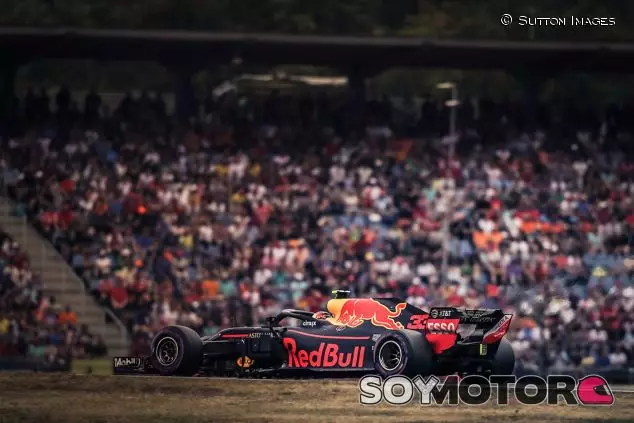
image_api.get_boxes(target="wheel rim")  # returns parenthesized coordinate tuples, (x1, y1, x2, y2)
(378, 340, 403, 372)
(156, 337, 179, 367)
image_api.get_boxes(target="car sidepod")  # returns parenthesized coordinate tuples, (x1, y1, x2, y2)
(281, 327, 375, 371)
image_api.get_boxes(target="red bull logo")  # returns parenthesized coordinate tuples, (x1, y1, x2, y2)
(334, 299, 407, 330)
(283, 338, 365, 368)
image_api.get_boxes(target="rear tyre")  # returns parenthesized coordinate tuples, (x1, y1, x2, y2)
(491, 338, 515, 375)
(373, 329, 433, 378)
(151, 325, 202, 376)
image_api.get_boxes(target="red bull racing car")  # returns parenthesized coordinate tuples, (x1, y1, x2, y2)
(113, 292, 515, 378)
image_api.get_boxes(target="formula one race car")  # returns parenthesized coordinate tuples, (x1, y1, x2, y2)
(113, 291, 515, 378)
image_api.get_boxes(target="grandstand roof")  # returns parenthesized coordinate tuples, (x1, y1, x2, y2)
(1, 27, 634, 74)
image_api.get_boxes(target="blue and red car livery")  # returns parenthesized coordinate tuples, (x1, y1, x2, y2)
(113, 293, 515, 378)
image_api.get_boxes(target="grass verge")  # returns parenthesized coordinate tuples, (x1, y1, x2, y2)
(71, 358, 112, 375)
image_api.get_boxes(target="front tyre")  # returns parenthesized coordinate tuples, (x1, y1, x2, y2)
(373, 329, 433, 378)
(491, 338, 515, 375)
(151, 325, 202, 376)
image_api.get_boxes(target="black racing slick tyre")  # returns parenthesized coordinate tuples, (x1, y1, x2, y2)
(491, 338, 515, 375)
(150, 325, 203, 376)
(373, 329, 433, 378)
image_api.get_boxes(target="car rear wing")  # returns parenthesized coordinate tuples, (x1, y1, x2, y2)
(427, 307, 513, 345)
(480, 314, 513, 344)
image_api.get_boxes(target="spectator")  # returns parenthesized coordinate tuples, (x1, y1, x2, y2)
(1, 85, 633, 376)
(58, 306, 78, 327)
(0, 228, 106, 368)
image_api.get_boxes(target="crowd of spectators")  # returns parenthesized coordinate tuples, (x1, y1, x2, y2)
(1, 83, 633, 375)
(0, 226, 107, 370)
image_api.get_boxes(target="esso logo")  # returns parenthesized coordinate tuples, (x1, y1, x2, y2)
(427, 321, 456, 332)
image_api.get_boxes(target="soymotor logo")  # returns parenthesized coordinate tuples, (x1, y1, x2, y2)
(359, 374, 615, 406)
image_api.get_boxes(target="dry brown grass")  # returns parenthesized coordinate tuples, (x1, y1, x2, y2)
(0, 373, 632, 423)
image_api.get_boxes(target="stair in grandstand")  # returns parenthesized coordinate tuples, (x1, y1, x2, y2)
(0, 196, 130, 357)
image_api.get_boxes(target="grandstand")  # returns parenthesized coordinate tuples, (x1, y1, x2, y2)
(1, 80, 633, 380)
(0, 223, 108, 370)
